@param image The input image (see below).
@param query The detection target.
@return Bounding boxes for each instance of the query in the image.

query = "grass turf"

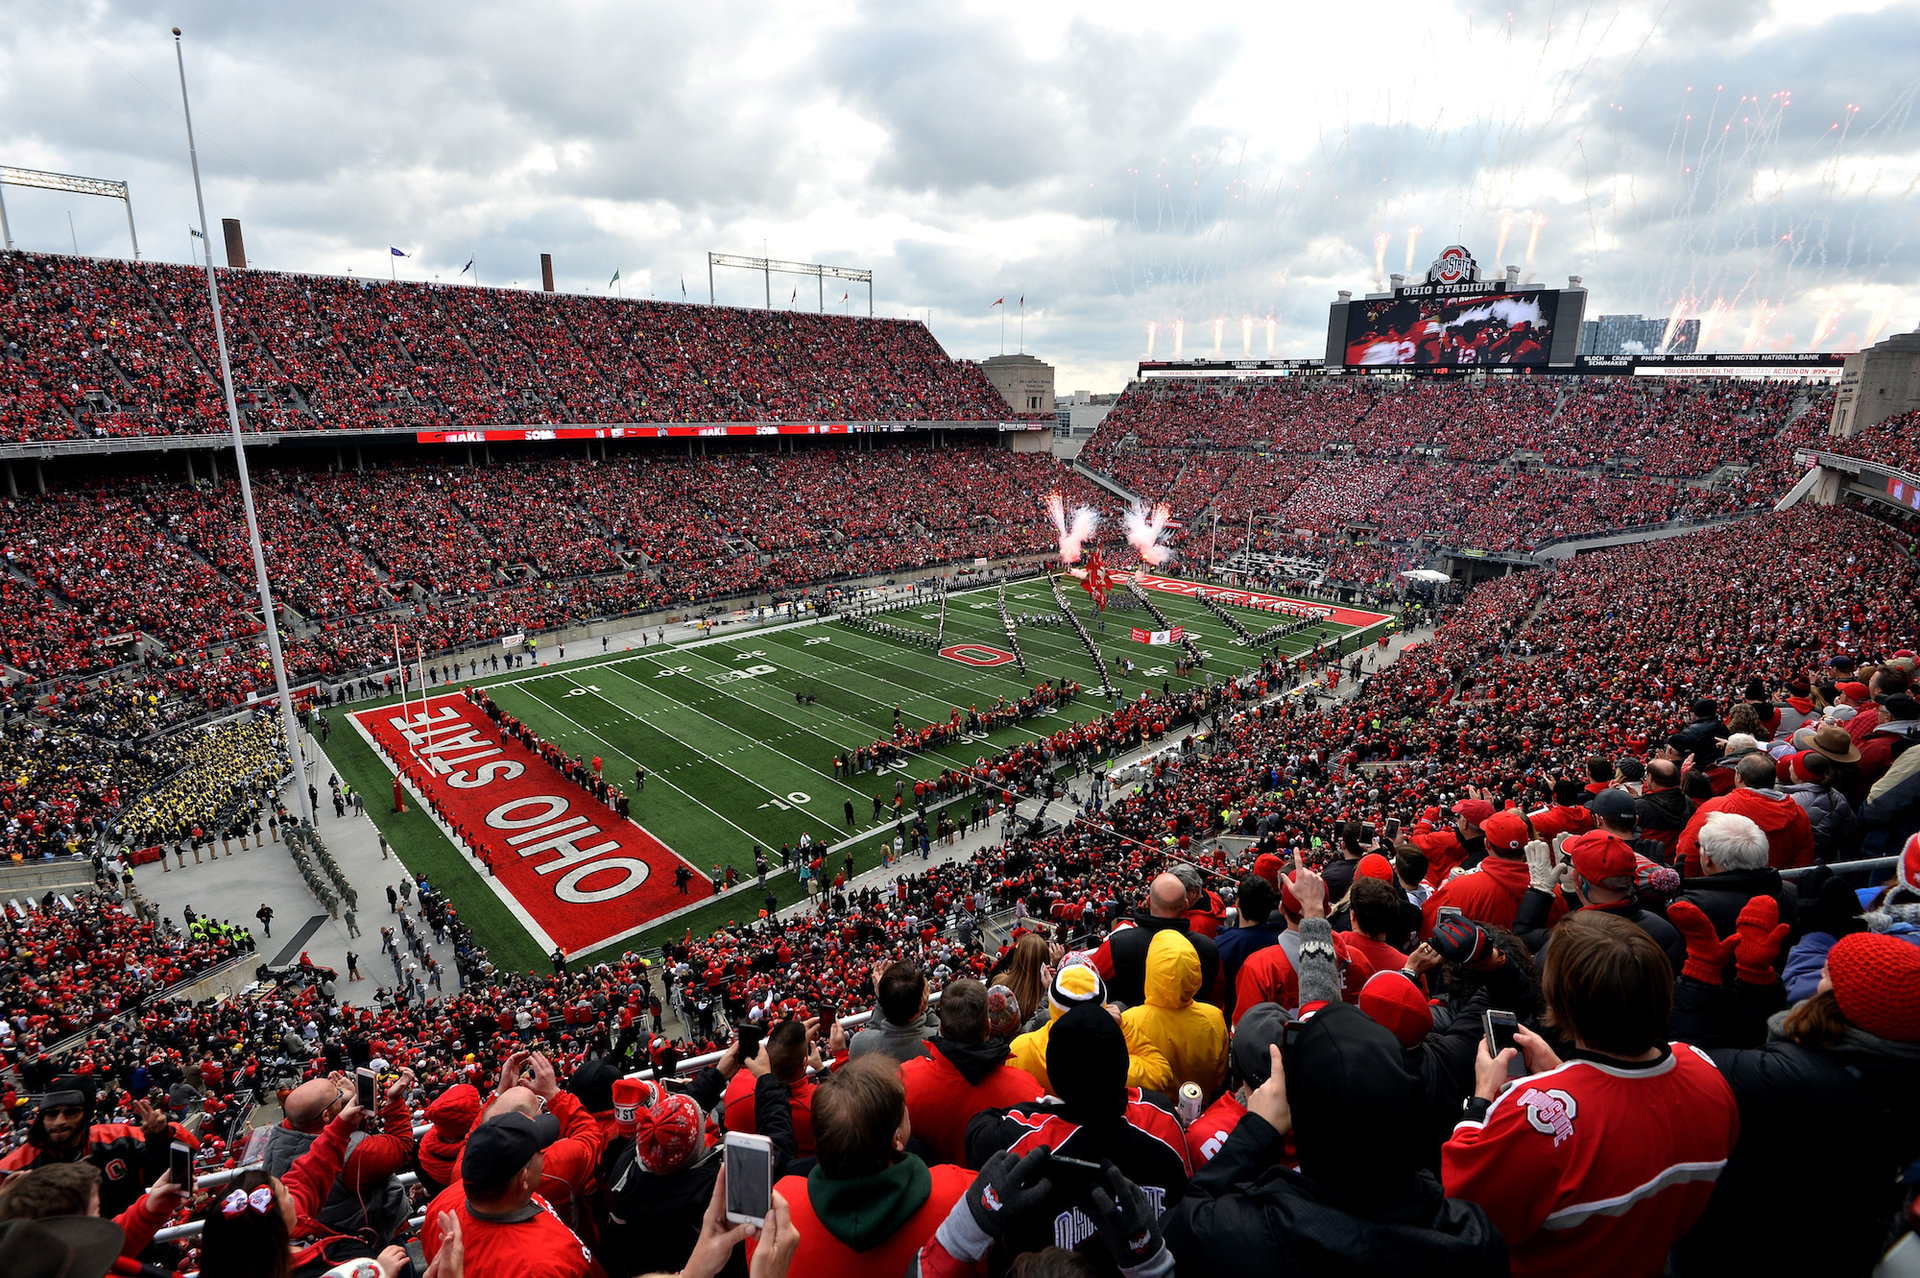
[325,574,1388,973]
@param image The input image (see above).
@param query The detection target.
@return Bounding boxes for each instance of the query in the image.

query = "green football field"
[328,573,1389,972]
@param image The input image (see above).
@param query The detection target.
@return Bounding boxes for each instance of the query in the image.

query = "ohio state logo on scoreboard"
[1427,245,1480,287]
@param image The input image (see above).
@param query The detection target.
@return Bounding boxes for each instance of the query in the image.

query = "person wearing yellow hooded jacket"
[1122,931,1229,1098]
[1008,963,1175,1095]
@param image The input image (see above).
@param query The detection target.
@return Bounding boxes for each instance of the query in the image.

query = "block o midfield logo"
[940,643,1017,667]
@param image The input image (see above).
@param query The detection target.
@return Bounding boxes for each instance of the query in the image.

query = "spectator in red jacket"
[417,1082,482,1198]
[422,1110,598,1278]
[1676,753,1816,874]
[1409,797,1493,886]
[1527,777,1597,846]
[723,1021,820,1155]
[0,1077,192,1219]
[1422,808,1538,936]
[256,1068,417,1247]
[898,980,1042,1166]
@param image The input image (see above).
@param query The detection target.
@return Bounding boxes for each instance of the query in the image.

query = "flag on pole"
[1080,549,1112,610]
[460,259,474,275]
[189,227,206,239]
[841,292,849,302]
[1019,295,1024,306]
[390,247,408,257]
[681,275,687,300]
[990,297,1004,307]
[790,286,797,304]
[609,269,621,288]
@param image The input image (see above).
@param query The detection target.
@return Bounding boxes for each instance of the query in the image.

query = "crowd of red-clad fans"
[0,250,1038,438]
[1825,408,1920,475]
[4,499,1920,1278]
[1078,374,1836,582]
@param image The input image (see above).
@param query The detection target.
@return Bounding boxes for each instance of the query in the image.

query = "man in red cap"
[1519,829,1686,973]
[1839,679,1884,746]
[1421,809,1539,936]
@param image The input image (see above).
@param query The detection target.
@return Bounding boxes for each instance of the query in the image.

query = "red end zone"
[350,693,712,955]
[1131,573,1393,629]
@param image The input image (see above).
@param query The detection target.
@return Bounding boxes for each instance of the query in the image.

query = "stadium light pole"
[173,28,315,830]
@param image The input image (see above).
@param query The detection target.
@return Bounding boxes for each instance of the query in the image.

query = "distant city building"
[1051,389,1117,458]
[1578,314,1700,357]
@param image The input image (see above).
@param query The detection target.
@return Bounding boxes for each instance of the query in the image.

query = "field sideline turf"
[326,574,1388,972]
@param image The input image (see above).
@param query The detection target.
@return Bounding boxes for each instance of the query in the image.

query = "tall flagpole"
[173,28,314,830]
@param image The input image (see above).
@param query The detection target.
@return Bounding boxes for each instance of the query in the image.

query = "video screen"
[1343,290,1561,367]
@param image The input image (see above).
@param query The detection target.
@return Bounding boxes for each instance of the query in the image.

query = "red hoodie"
[898,1041,1042,1166]
[1676,788,1815,874]
[1422,856,1544,937]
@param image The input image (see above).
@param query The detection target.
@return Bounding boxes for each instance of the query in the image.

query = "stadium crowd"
[0,251,1034,438]
[3,497,1919,1276]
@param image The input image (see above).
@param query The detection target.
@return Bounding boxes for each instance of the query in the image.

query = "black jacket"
[1514,891,1687,975]
[966,1093,1189,1276]
[1634,784,1691,835]
[1163,1111,1507,1277]
[1102,916,1219,1008]
[1673,1011,1920,1278]
[1677,866,1798,939]
[1668,717,1729,769]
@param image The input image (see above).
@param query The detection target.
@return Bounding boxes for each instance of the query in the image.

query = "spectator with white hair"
[1676,812,1798,939]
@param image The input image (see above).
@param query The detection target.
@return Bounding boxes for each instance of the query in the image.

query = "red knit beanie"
[1901,833,1920,896]
[1279,875,1302,918]
[1356,853,1394,882]
[1359,970,1433,1048]
[634,1091,703,1173]
[1827,933,1920,1043]
[1252,853,1285,886]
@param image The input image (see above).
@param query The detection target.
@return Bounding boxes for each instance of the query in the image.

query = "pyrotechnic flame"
[1044,491,1099,563]
[1125,501,1175,567]
[1404,226,1422,274]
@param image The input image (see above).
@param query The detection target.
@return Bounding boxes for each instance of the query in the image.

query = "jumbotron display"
[1325,243,1586,369]
[1342,288,1563,367]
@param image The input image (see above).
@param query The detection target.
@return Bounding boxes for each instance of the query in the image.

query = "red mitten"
[1667,899,1736,985]
[1732,894,1792,985]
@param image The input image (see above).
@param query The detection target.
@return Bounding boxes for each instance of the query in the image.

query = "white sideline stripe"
[1539,1159,1728,1230]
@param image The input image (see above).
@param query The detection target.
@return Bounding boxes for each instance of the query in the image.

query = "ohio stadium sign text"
[351,694,710,953]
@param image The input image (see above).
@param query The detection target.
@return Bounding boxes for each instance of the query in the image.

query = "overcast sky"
[3,0,1917,390]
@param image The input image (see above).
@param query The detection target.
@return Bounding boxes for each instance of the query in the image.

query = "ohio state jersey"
[1442,1044,1738,1278]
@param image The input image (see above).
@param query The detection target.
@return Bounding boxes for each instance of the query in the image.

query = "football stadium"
[3,6,1920,1277]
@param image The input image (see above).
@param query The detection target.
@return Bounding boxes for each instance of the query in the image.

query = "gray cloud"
[1,0,1915,391]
